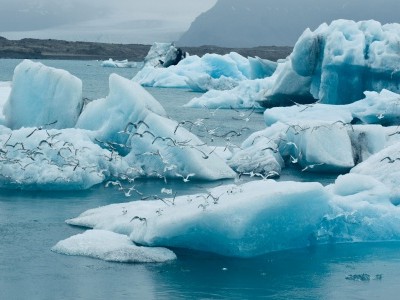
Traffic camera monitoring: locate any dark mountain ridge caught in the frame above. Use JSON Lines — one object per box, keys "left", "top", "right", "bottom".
{"left": 178, "top": 0, "right": 400, "bottom": 47}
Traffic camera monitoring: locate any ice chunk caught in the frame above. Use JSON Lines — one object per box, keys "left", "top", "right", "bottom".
{"left": 77, "top": 74, "right": 235, "bottom": 181}
{"left": 101, "top": 58, "right": 134, "bottom": 68}
{"left": 52, "top": 229, "right": 176, "bottom": 263}
{"left": 67, "top": 180, "right": 331, "bottom": 257}
{"left": 231, "top": 120, "right": 355, "bottom": 176}
{"left": 134, "top": 52, "right": 277, "bottom": 92}
{"left": 272, "top": 19, "right": 400, "bottom": 105}
{"left": 349, "top": 89, "right": 400, "bottom": 125}
{"left": 65, "top": 174, "right": 400, "bottom": 257}
{"left": 76, "top": 73, "right": 167, "bottom": 145}
{"left": 4, "top": 60, "right": 83, "bottom": 130}
{"left": 351, "top": 142, "right": 400, "bottom": 205}
{"left": 194, "top": 20, "right": 400, "bottom": 109}
{"left": 317, "top": 173, "right": 400, "bottom": 244}
{"left": 0, "top": 126, "right": 125, "bottom": 190}
{"left": 143, "top": 42, "right": 185, "bottom": 68}
{"left": 185, "top": 79, "right": 270, "bottom": 109}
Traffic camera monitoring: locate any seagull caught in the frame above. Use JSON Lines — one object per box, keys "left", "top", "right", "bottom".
{"left": 122, "top": 120, "right": 150, "bottom": 133}
{"left": 377, "top": 113, "right": 385, "bottom": 120}
{"left": 380, "top": 156, "right": 399, "bottom": 163}
{"left": 132, "top": 130, "right": 156, "bottom": 138}
{"left": 130, "top": 216, "right": 147, "bottom": 224}
{"left": 290, "top": 155, "right": 298, "bottom": 164}
{"left": 124, "top": 185, "right": 143, "bottom": 197}
{"left": 261, "top": 146, "right": 278, "bottom": 153}
{"left": 301, "top": 163, "right": 325, "bottom": 172}
{"left": 176, "top": 172, "right": 196, "bottom": 182}
{"left": 152, "top": 136, "right": 176, "bottom": 146}
{"left": 174, "top": 120, "right": 195, "bottom": 134}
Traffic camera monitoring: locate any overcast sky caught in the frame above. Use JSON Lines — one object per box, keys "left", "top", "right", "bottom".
{"left": 0, "top": 0, "right": 217, "bottom": 43}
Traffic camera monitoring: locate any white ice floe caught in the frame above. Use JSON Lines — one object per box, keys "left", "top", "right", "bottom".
{"left": 4, "top": 60, "right": 83, "bottom": 129}
{"left": 52, "top": 229, "right": 176, "bottom": 263}
{"left": 67, "top": 180, "right": 331, "bottom": 257}
{"left": 101, "top": 58, "right": 137, "bottom": 68}
{"left": 64, "top": 175, "right": 400, "bottom": 257}
{"left": 134, "top": 51, "right": 277, "bottom": 92}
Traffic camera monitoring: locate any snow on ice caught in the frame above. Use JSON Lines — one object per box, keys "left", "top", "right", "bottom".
{"left": 52, "top": 229, "right": 176, "bottom": 263}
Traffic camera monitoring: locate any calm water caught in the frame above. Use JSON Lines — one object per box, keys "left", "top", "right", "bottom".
{"left": 1, "top": 59, "right": 400, "bottom": 299}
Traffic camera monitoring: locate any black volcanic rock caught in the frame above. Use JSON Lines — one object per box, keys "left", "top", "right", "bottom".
{"left": 178, "top": 0, "right": 400, "bottom": 47}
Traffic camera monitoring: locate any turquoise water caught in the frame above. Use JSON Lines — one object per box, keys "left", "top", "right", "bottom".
{"left": 1, "top": 59, "right": 400, "bottom": 299}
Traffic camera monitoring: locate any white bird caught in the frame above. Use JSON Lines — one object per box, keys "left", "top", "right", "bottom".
{"left": 176, "top": 173, "right": 196, "bottom": 182}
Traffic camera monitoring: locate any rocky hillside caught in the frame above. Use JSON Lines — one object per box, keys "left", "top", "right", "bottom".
{"left": 0, "top": 37, "right": 292, "bottom": 61}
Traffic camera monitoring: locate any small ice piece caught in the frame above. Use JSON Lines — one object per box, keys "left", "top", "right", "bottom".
{"left": 51, "top": 229, "right": 176, "bottom": 263}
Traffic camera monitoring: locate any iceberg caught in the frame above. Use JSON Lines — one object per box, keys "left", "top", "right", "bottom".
{"left": 190, "top": 20, "right": 400, "bottom": 109}
{"left": 4, "top": 60, "right": 83, "bottom": 130}
{"left": 52, "top": 229, "right": 177, "bottom": 263}
{"left": 67, "top": 180, "right": 331, "bottom": 257}
{"left": 64, "top": 174, "right": 400, "bottom": 258}
{"left": 101, "top": 58, "right": 138, "bottom": 68}
{"left": 261, "top": 19, "right": 400, "bottom": 107}
{"left": 77, "top": 74, "right": 236, "bottom": 181}
{"left": 133, "top": 51, "right": 277, "bottom": 92}
{"left": 228, "top": 87, "right": 400, "bottom": 176}
{"left": 0, "top": 126, "right": 122, "bottom": 189}
{"left": 143, "top": 42, "right": 186, "bottom": 68}
{"left": 351, "top": 142, "right": 400, "bottom": 205}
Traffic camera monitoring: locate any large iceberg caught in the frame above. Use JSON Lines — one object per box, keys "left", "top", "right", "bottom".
{"left": 133, "top": 51, "right": 277, "bottom": 92}
{"left": 189, "top": 20, "right": 400, "bottom": 109}
{"left": 4, "top": 60, "right": 83, "bottom": 129}
{"left": 63, "top": 174, "right": 400, "bottom": 258}
{"left": 77, "top": 74, "right": 235, "bottom": 181}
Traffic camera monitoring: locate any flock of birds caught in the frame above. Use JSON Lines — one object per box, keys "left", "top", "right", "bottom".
{"left": 1, "top": 97, "right": 393, "bottom": 211}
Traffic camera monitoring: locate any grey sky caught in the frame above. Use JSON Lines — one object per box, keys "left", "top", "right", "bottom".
{"left": 0, "top": 0, "right": 217, "bottom": 43}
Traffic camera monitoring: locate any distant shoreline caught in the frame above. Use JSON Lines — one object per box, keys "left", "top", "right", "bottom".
{"left": 0, "top": 37, "right": 292, "bottom": 62}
